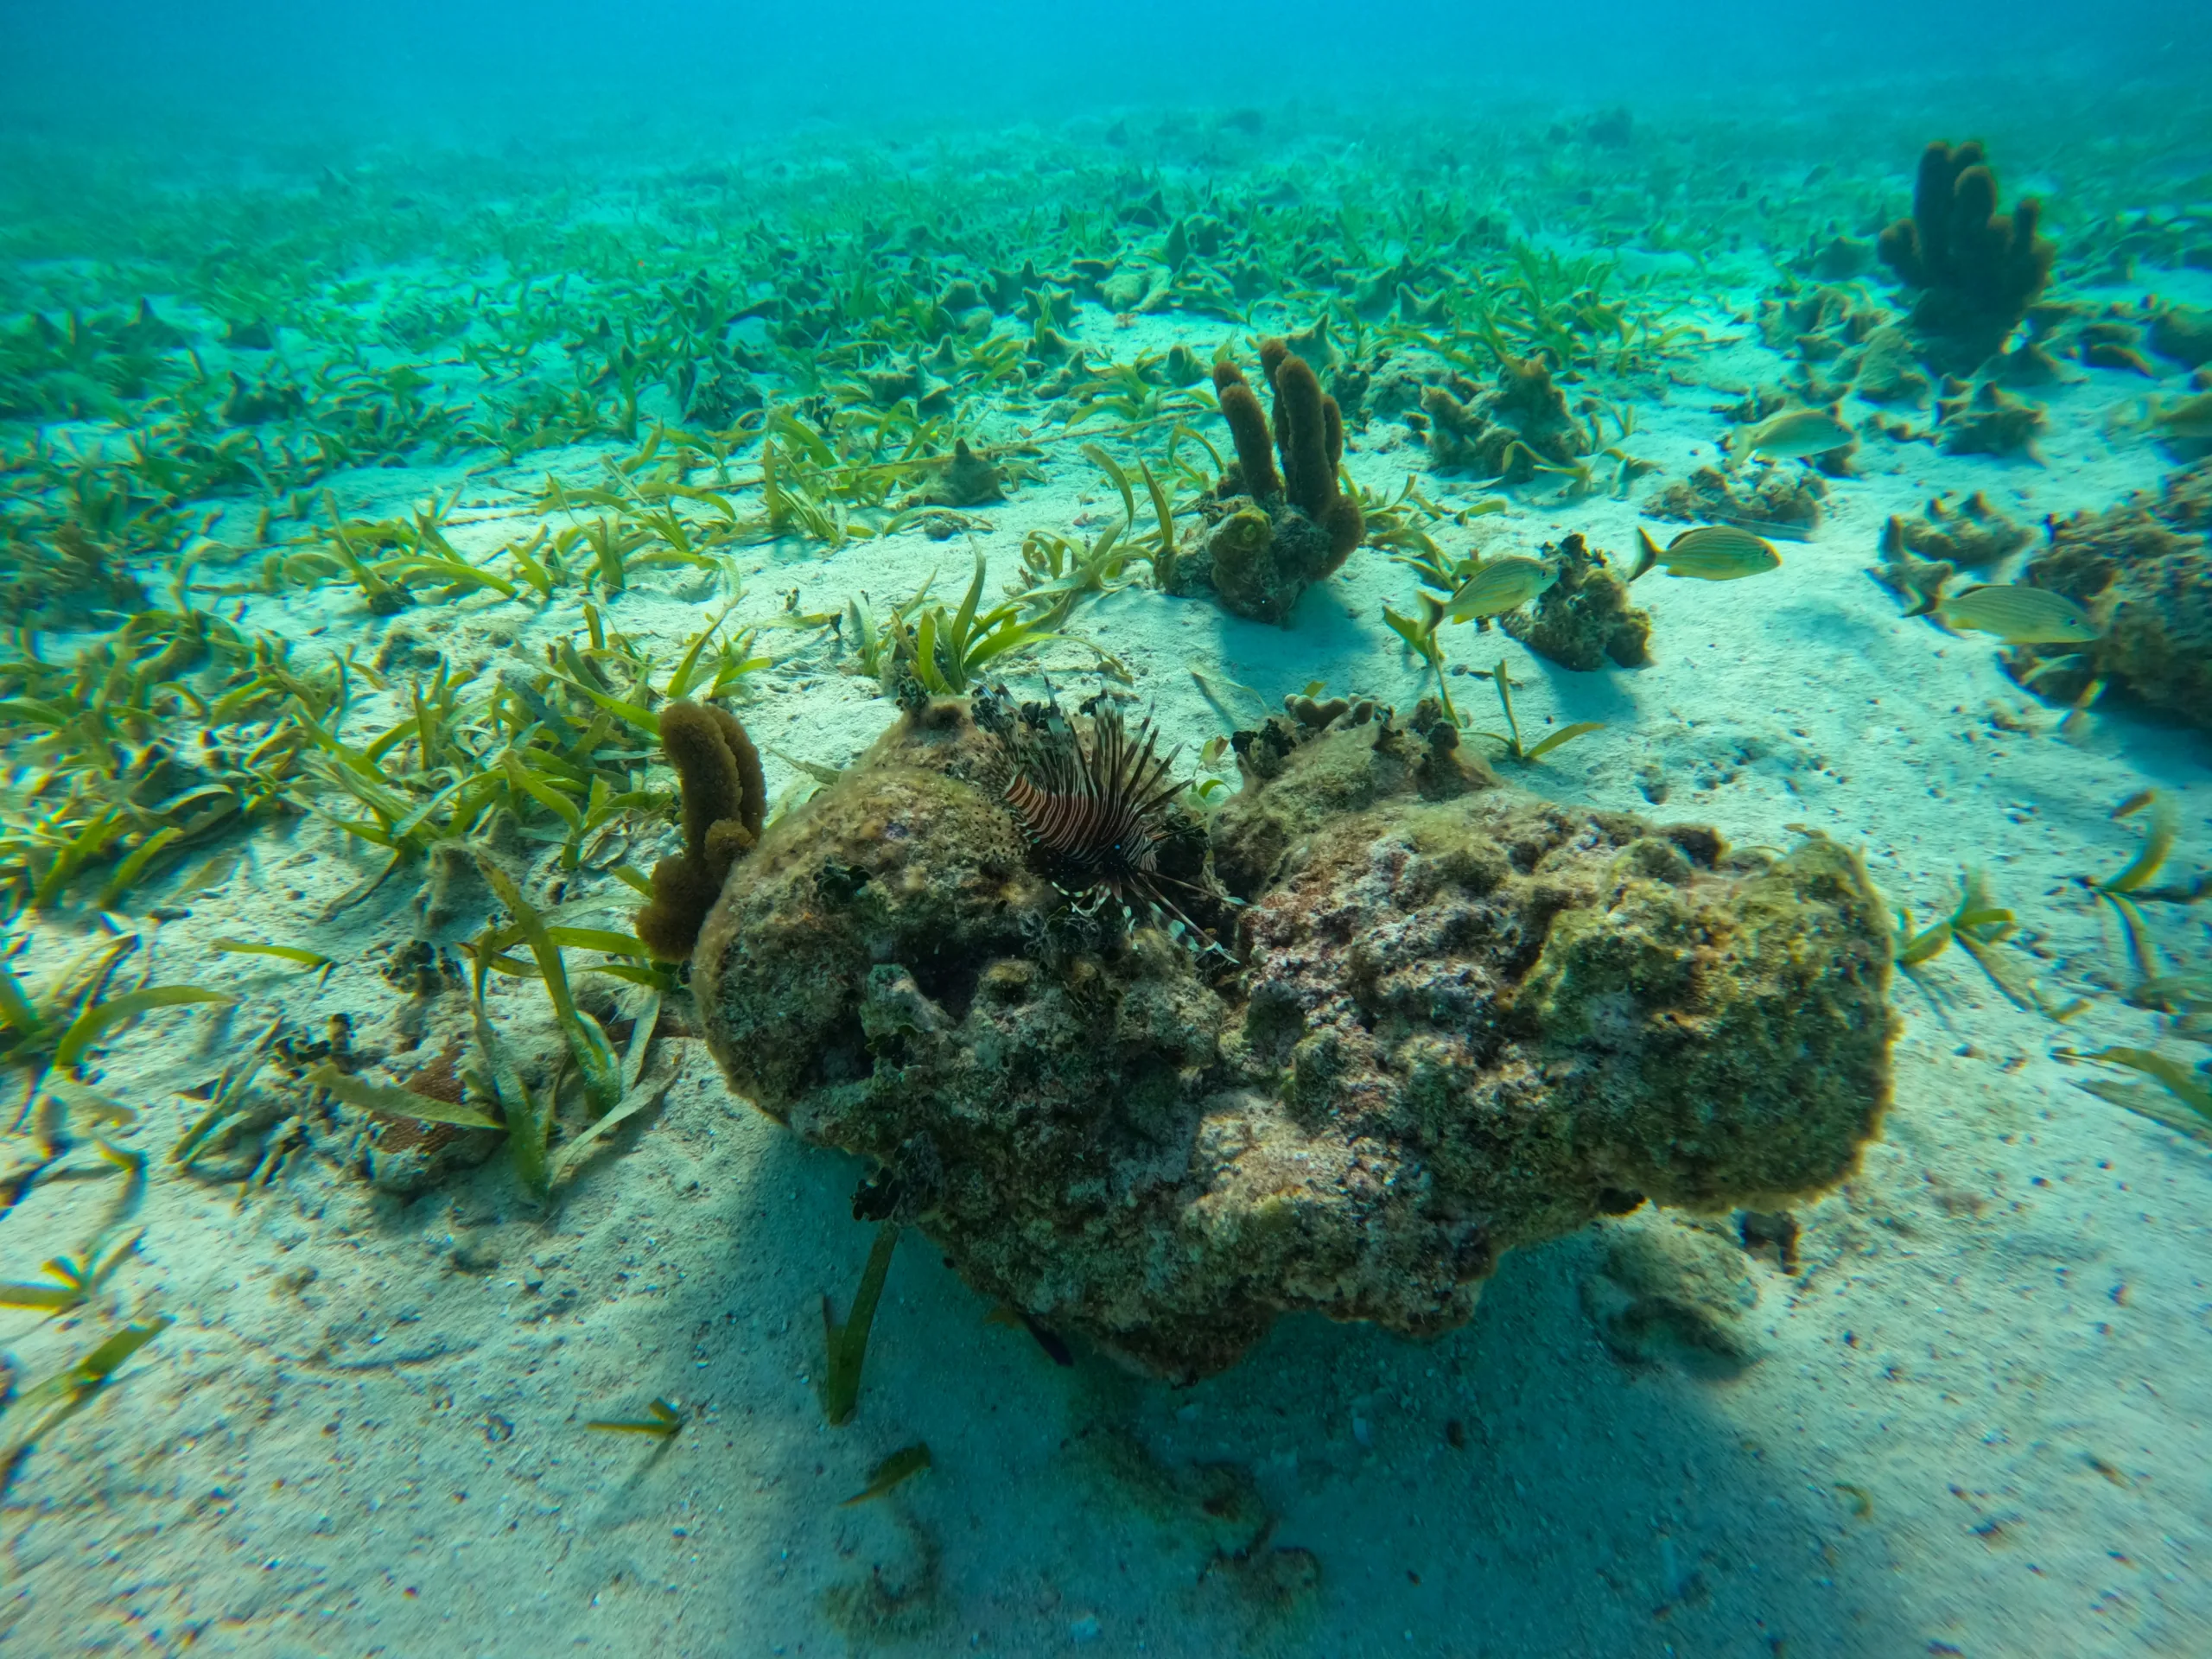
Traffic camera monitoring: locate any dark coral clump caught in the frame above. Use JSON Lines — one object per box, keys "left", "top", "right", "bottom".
{"left": 691, "top": 700, "right": 1894, "bottom": 1380}
{"left": 1746, "top": 288, "right": 1945, "bottom": 406}
{"left": 921, "top": 438, "right": 1004, "bottom": 507}
{"left": 634, "top": 699, "right": 766, "bottom": 961}
{"left": 1645, "top": 465, "right": 1823, "bottom": 537}
{"left": 1757, "top": 282, "right": 1884, "bottom": 363}
{"left": 2005, "top": 458, "right": 2212, "bottom": 729}
{"left": 2149, "top": 304, "right": 2212, "bottom": 372}
{"left": 1887, "top": 491, "right": 2031, "bottom": 570}
{"left": 1878, "top": 140, "right": 2056, "bottom": 374}
{"left": 1173, "top": 339, "right": 1363, "bottom": 625}
{"left": 1500, "top": 532, "right": 1651, "bottom": 671}
{"left": 1936, "top": 379, "right": 2046, "bottom": 458}
{"left": 1420, "top": 355, "right": 1589, "bottom": 482}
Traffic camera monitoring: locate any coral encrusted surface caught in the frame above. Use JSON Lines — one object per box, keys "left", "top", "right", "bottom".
{"left": 2008, "top": 457, "right": 2212, "bottom": 729}
{"left": 691, "top": 699, "right": 1897, "bottom": 1379}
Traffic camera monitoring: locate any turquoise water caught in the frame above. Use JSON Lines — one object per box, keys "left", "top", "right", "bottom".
{"left": 3, "top": 8, "right": 2210, "bottom": 1656}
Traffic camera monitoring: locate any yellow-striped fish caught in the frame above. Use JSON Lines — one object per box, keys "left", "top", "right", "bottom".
{"left": 1631, "top": 524, "right": 1781, "bottom": 582}
{"left": 1734, "top": 404, "right": 1856, "bottom": 460}
{"left": 1931, "top": 583, "right": 2101, "bottom": 644}
{"left": 1445, "top": 555, "right": 1559, "bottom": 620}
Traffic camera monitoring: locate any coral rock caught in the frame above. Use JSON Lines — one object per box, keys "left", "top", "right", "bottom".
{"left": 1891, "top": 491, "right": 2031, "bottom": 570}
{"left": 693, "top": 702, "right": 1895, "bottom": 1380}
{"left": 1839, "top": 323, "right": 1933, "bottom": 405}
{"left": 1500, "top": 532, "right": 1652, "bottom": 670}
{"left": 2006, "top": 458, "right": 2212, "bottom": 729}
{"left": 1645, "top": 466, "right": 1823, "bottom": 537}
{"left": 1421, "top": 356, "right": 1589, "bottom": 482}
{"left": 1757, "top": 283, "right": 1882, "bottom": 359}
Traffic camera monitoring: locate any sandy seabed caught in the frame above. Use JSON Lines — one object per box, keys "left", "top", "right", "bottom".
{"left": 4, "top": 129, "right": 2211, "bottom": 1659}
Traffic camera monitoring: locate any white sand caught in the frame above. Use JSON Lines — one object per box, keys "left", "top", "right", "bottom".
{"left": 5, "top": 254, "right": 2211, "bottom": 1659}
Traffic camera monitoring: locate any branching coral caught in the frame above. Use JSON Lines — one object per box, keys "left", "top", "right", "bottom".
{"left": 1173, "top": 339, "right": 1363, "bottom": 625}
{"left": 634, "top": 699, "right": 766, "bottom": 961}
{"left": 1878, "top": 141, "right": 2056, "bottom": 373}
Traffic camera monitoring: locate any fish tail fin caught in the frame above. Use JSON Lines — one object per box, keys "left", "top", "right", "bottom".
{"left": 1630, "top": 525, "right": 1660, "bottom": 582}
{"left": 1902, "top": 563, "right": 1955, "bottom": 620}
{"left": 2087, "top": 585, "right": 2120, "bottom": 633}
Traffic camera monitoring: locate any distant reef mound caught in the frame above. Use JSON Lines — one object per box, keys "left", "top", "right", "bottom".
{"left": 685, "top": 696, "right": 1897, "bottom": 1380}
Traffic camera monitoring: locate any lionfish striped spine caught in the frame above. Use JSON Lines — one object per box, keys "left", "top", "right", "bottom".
{"left": 1002, "top": 706, "right": 1215, "bottom": 945}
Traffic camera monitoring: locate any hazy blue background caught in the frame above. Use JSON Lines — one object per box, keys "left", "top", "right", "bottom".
{"left": 3, "top": 0, "right": 2209, "bottom": 158}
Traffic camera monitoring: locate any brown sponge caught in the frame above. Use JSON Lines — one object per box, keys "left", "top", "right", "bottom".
{"left": 1215, "top": 337, "right": 1367, "bottom": 582}
{"left": 1263, "top": 340, "right": 1363, "bottom": 564}
{"left": 635, "top": 699, "right": 766, "bottom": 962}
{"left": 1211, "top": 359, "right": 1282, "bottom": 499}
{"left": 1317, "top": 494, "right": 1367, "bottom": 567}
{"left": 1270, "top": 351, "right": 1332, "bottom": 518}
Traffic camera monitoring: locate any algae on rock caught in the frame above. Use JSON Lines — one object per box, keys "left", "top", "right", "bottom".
{"left": 688, "top": 700, "right": 1895, "bottom": 1380}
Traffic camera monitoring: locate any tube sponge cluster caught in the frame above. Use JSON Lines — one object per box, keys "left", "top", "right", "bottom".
{"left": 1214, "top": 340, "right": 1365, "bottom": 564}
{"left": 1878, "top": 140, "right": 2055, "bottom": 372}
{"left": 1187, "top": 338, "right": 1365, "bottom": 625}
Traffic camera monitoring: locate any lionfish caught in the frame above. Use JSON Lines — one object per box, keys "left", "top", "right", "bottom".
{"left": 1001, "top": 700, "right": 1223, "bottom": 950}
